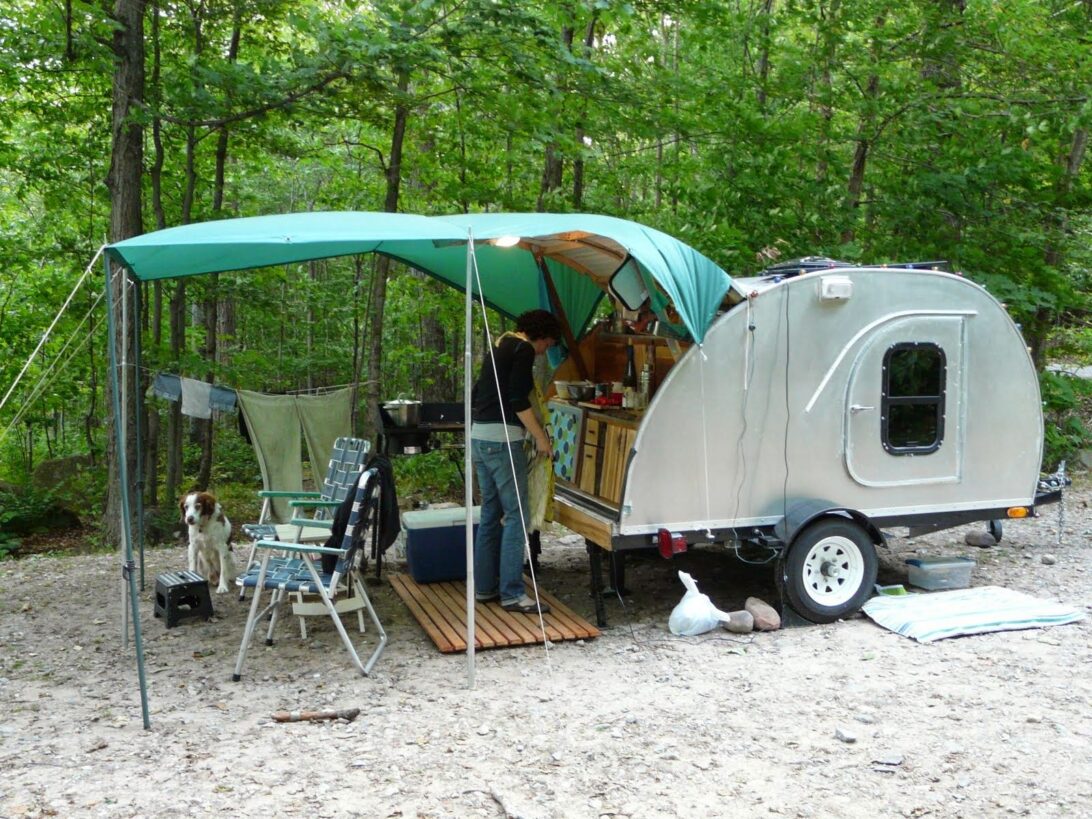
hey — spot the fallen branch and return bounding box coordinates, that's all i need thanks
[271,708,360,723]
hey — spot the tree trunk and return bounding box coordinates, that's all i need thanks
[103,0,145,544]
[538,144,563,212]
[755,0,776,113]
[537,21,575,212]
[1030,126,1089,367]
[194,13,240,490]
[349,254,368,433]
[841,15,884,245]
[165,280,185,505]
[144,0,164,506]
[571,14,597,210]
[195,274,218,490]
[363,69,410,443]
[814,0,841,184]
[85,289,99,466]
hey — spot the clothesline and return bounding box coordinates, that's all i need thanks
[147,372,371,419]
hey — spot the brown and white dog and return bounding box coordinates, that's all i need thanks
[180,491,235,593]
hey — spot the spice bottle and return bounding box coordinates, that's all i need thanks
[623,344,638,389]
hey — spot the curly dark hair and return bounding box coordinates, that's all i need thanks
[515,309,562,341]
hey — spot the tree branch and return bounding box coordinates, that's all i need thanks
[143,68,349,129]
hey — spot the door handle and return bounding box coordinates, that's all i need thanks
[850,404,875,413]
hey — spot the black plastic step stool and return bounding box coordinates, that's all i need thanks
[154,570,214,627]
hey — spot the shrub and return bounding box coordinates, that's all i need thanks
[1039,370,1092,471]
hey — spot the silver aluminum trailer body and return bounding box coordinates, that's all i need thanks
[567,266,1043,624]
[622,267,1042,534]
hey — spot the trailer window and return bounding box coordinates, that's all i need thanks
[882,343,946,454]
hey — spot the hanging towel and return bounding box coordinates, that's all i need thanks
[296,388,353,481]
[237,390,303,523]
[209,385,238,412]
[179,377,213,419]
[151,373,182,402]
[524,382,555,531]
[149,373,238,412]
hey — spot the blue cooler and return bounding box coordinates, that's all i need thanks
[403,506,481,583]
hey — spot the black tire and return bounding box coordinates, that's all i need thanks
[783,518,878,624]
[987,519,1003,543]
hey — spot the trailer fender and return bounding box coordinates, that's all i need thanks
[774,500,886,549]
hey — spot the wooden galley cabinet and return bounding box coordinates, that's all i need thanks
[548,401,638,508]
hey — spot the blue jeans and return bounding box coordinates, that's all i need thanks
[472,438,529,604]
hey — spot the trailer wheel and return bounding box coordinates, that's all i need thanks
[784,518,877,624]
[987,519,1003,544]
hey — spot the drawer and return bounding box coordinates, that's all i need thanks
[578,445,599,494]
[583,418,601,446]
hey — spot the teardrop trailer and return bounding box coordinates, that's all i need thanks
[103,216,1064,644]
[552,257,1065,626]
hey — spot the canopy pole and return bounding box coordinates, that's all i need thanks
[133,280,146,589]
[464,231,476,689]
[105,256,151,730]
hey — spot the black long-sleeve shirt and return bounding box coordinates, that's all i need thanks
[471,335,534,427]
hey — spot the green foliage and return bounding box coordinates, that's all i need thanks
[391,450,464,506]
[1,0,1090,540]
[0,486,59,536]
[1039,371,1092,470]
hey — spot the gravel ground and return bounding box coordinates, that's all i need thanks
[1,479,1090,818]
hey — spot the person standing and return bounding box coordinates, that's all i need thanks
[470,309,561,613]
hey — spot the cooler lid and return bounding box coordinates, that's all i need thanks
[402,506,482,530]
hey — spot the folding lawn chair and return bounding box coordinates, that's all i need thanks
[233,467,387,680]
[239,436,370,600]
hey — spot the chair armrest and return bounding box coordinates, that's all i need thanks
[288,517,332,530]
[258,490,323,499]
[288,499,340,509]
[256,540,346,556]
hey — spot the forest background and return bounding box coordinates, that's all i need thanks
[0,0,1089,554]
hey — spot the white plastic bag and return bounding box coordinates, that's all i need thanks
[668,570,732,636]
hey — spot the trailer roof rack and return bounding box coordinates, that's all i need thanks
[758,257,951,279]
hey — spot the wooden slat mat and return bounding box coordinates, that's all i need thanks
[389,574,600,653]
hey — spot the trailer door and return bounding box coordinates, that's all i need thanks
[845,315,966,487]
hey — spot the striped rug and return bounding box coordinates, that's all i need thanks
[862,585,1085,643]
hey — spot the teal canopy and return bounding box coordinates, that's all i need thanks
[106,211,731,342]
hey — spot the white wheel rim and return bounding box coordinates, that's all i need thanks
[800,535,865,608]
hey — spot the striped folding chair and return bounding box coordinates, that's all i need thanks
[239,436,370,601]
[232,467,387,680]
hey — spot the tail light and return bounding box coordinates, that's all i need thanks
[657,529,688,559]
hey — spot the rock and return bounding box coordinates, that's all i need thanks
[965,531,997,548]
[854,713,877,725]
[834,727,857,744]
[721,610,754,633]
[1041,554,1057,565]
[32,453,94,490]
[745,597,781,631]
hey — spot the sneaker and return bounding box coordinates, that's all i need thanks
[475,592,499,603]
[501,594,550,614]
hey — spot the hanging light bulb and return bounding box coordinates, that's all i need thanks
[492,235,521,248]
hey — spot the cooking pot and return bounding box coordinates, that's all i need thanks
[569,382,596,402]
[383,397,421,427]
